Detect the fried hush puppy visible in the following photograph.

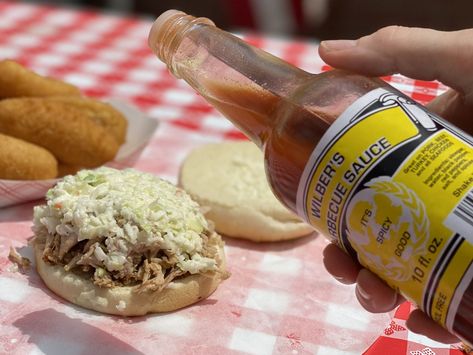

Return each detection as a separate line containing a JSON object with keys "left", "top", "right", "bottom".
{"left": 0, "top": 97, "right": 122, "bottom": 167}
{"left": 0, "top": 60, "right": 81, "bottom": 99}
{"left": 0, "top": 133, "right": 58, "bottom": 180}
{"left": 57, "top": 164, "right": 83, "bottom": 178}
{"left": 44, "top": 97, "right": 128, "bottom": 144}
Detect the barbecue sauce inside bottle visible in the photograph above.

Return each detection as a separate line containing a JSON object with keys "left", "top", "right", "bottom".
{"left": 149, "top": 10, "right": 473, "bottom": 346}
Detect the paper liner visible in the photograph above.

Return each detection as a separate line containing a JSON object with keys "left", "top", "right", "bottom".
{"left": 0, "top": 99, "right": 158, "bottom": 208}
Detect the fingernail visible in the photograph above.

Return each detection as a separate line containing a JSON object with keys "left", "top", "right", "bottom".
{"left": 381, "top": 292, "right": 400, "bottom": 311}
{"left": 358, "top": 283, "right": 399, "bottom": 312}
{"left": 334, "top": 275, "right": 353, "bottom": 285}
{"left": 321, "top": 40, "right": 357, "bottom": 52}
{"left": 356, "top": 283, "right": 371, "bottom": 301}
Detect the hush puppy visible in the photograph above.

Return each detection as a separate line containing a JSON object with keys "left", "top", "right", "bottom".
{"left": 0, "top": 97, "right": 121, "bottom": 167}
{"left": 0, "top": 60, "right": 81, "bottom": 99}
{"left": 0, "top": 133, "right": 58, "bottom": 180}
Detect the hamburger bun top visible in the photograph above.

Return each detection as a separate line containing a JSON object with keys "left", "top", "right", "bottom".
{"left": 179, "top": 141, "right": 314, "bottom": 241}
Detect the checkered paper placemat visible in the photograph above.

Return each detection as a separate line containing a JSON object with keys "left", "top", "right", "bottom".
{"left": 0, "top": 2, "right": 466, "bottom": 355}
{"left": 365, "top": 303, "right": 470, "bottom": 355}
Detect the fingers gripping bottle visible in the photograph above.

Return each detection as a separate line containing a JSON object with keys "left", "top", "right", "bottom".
{"left": 149, "top": 10, "right": 473, "bottom": 346}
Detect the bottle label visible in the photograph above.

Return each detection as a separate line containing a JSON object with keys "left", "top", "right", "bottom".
{"left": 296, "top": 87, "right": 473, "bottom": 330}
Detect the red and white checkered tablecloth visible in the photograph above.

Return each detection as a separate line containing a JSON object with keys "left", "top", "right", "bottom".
{"left": 0, "top": 2, "right": 468, "bottom": 355}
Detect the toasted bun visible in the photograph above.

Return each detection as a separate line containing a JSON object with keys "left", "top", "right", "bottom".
{"left": 180, "top": 141, "right": 313, "bottom": 242}
{"left": 34, "top": 233, "right": 226, "bottom": 316}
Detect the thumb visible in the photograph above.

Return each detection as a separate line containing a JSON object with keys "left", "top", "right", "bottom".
{"left": 318, "top": 26, "right": 473, "bottom": 95}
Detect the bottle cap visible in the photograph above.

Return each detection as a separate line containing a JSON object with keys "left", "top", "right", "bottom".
{"left": 148, "top": 10, "right": 186, "bottom": 57}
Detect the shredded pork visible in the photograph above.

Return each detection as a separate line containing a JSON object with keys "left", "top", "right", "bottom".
{"left": 34, "top": 222, "right": 219, "bottom": 292}
{"left": 8, "top": 246, "right": 31, "bottom": 272}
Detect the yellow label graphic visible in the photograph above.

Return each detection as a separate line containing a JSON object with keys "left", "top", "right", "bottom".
{"left": 305, "top": 105, "right": 419, "bottom": 237}
{"left": 297, "top": 88, "right": 473, "bottom": 330}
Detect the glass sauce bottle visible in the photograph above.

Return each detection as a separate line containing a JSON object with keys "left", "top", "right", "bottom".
{"left": 148, "top": 10, "right": 473, "bottom": 346}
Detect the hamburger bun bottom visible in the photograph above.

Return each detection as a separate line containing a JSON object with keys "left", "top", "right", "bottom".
{"left": 34, "top": 233, "right": 226, "bottom": 316}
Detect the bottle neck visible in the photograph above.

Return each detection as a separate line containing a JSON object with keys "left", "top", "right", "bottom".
{"left": 148, "top": 10, "right": 215, "bottom": 76}
{"left": 149, "top": 11, "right": 311, "bottom": 147}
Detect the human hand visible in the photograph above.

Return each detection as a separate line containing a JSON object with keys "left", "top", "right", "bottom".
{"left": 319, "top": 26, "right": 473, "bottom": 343}
{"left": 318, "top": 26, "right": 473, "bottom": 136}
{"left": 322, "top": 244, "right": 458, "bottom": 343}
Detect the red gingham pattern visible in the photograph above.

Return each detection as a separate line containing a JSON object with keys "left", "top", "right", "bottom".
{"left": 364, "top": 303, "right": 468, "bottom": 355}
{"left": 0, "top": 2, "right": 464, "bottom": 354}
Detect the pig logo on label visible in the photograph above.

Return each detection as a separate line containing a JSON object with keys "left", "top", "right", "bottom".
{"left": 346, "top": 176, "right": 429, "bottom": 282}
{"left": 378, "top": 92, "right": 436, "bottom": 132}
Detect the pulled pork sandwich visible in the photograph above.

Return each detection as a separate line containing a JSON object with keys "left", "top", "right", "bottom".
{"left": 31, "top": 167, "right": 227, "bottom": 315}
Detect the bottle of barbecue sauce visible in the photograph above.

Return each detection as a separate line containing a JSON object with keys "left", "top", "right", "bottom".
{"left": 148, "top": 10, "right": 473, "bottom": 346}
